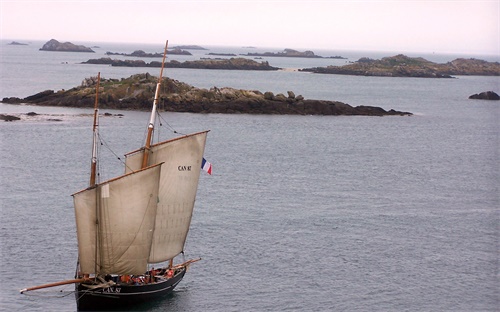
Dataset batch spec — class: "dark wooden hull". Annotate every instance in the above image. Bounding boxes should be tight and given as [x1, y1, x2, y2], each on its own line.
[75, 268, 186, 311]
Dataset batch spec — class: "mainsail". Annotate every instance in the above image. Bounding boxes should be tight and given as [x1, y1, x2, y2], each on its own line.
[124, 131, 208, 263]
[73, 164, 162, 275]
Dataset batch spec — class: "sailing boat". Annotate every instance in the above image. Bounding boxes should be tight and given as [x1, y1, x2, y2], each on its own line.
[20, 41, 209, 311]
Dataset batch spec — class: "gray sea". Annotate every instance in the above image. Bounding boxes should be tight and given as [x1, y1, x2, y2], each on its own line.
[0, 40, 499, 311]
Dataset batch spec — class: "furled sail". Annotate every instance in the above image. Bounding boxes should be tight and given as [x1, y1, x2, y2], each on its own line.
[73, 164, 162, 275]
[124, 131, 208, 263]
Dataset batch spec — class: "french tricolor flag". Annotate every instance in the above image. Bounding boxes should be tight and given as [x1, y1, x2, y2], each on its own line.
[201, 158, 212, 175]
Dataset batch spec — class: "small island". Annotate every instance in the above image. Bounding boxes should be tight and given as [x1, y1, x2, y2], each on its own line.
[81, 57, 280, 70]
[207, 53, 237, 57]
[172, 45, 208, 50]
[300, 54, 500, 77]
[39, 39, 94, 53]
[106, 49, 192, 57]
[8, 41, 28, 45]
[1, 74, 411, 116]
[242, 48, 346, 59]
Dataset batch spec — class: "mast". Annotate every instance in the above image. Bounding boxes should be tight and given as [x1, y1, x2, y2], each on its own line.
[89, 73, 101, 277]
[90, 72, 101, 186]
[141, 40, 169, 169]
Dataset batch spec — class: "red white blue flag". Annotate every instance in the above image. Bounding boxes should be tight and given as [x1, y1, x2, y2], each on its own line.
[201, 158, 212, 175]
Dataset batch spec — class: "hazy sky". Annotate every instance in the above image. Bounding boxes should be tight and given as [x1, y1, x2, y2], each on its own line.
[1, 0, 499, 55]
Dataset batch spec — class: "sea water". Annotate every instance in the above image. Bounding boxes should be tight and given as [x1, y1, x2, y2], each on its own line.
[0, 40, 498, 311]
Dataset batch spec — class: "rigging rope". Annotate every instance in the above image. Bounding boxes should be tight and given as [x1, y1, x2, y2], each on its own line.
[156, 112, 184, 136]
[97, 133, 125, 167]
[157, 84, 183, 136]
[90, 99, 185, 177]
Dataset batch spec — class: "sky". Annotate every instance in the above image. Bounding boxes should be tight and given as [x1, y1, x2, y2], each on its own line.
[1, 0, 499, 55]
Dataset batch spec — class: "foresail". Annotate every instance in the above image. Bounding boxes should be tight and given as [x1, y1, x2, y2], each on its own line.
[73, 164, 162, 275]
[124, 131, 208, 263]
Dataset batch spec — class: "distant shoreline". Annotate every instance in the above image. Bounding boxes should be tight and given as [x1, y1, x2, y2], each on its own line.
[3, 39, 499, 61]
[44, 40, 497, 77]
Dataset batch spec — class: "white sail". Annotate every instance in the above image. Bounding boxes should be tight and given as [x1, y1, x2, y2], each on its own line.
[73, 164, 162, 275]
[124, 131, 208, 263]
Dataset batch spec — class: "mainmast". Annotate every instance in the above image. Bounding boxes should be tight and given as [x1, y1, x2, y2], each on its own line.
[141, 40, 169, 169]
[90, 72, 101, 186]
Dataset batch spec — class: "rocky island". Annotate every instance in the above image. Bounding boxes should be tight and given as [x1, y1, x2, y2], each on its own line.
[300, 54, 500, 77]
[1, 74, 411, 116]
[242, 49, 346, 59]
[8, 41, 28, 45]
[106, 49, 192, 57]
[39, 39, 94, 52]
[172, 45, 207, 50]
[207, 53, 237, 56]
[82, 57, 280, 70]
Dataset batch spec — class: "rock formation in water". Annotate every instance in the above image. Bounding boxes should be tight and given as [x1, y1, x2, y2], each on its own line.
[300, 54, 500, 77]
[39, 39, 94, 52]
[468, 91, 500, 100]
[8, 41, 28, 45]
[1, 74, 412, 116]
[82, 57, 280, 70]
[172, 45, 208, 50]
[242, 48, 346, 59]
[0, 114, 21, 121]
[105, 49, 192, 57]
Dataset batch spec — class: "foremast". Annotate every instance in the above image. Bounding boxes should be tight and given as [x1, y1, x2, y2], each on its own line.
[20, 73, 103, 293]
[89, 72, 101, 278]
[89, 72, 101, 186]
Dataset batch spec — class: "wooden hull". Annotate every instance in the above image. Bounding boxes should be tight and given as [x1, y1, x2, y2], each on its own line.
[75, 268, 186, 311]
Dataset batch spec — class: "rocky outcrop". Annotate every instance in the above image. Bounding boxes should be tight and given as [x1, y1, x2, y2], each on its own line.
[166, 58, 279, 70]
[0, 114, 21, 121]
[172, 45, 208, 50]
[1, 97, 23, 104]
[469, 91, 500, 100]
[39, 39, 94, 52]
[301, 54, 500, 77]
[207, 53, 237, 56]
[8, 41, 28, 45]
[0, 111, 120, 122]
[1, 74, 411, 116]
[242, 49, 346, 59]
[444, 59, 500, 76]
[82, 57, 280, 70]
[106, 49, 192, 56]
